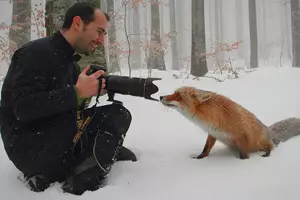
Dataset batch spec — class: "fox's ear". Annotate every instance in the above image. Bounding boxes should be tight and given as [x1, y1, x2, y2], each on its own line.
[194, 91, 212, 103]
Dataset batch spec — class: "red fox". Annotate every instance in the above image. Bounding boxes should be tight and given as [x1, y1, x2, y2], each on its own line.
[160, 86, 300, 160]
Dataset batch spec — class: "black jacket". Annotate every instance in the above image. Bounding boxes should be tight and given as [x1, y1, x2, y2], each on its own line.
[0, 31, 82, 166]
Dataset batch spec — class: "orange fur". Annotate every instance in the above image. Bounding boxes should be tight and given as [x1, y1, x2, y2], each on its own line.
[160, 86, 275, 159]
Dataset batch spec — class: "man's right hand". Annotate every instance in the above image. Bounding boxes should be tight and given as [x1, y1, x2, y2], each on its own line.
[75, 65, 106, 99]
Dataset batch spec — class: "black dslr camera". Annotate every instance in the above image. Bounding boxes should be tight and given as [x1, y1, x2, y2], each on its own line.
[86, 64, 161, 105]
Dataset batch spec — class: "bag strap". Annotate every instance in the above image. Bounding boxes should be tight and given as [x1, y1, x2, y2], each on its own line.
[91, 75, 104, 109]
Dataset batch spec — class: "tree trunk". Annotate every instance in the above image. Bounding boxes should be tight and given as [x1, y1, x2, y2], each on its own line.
[143, 2, 149, 69]
[191, 0, 208, 76]
[51, 0, 75, 36]
[235, 0, 245, 62]
[147, 0, 166, 70]
[261, 0, 268, 67]
[9, 0, 31, 58]
[175, 0, 185, 69]
[284, 2, 292, 61]
[279, 1, 285, 67]
[169, 0, 179, 70]
[106, 0, 120, 73]
[248, 0, 259, 68]
[45, 0, 54, 37]
[131, 4, 142, 70]
[290, 0, 300, 67]
[214, 0, 224, 67]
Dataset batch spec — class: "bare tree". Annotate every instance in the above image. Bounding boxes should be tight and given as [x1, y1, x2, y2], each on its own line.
[129, 1, 142, 70]
[169, 0, 179, 70]
[283, 1, 292, 61]
[45, 0, 54, 37]
[191, 0, 208, 76]
[248, 0, 259, 68]
[260, 0, 268, 67]
[235, 0, 247, 66]
[147, 0, 166, 70]
[107, 0, 120, 73]
[175, 0, 185, 69]
[9, 0, 31, 58]
[214, 0, 225, 68]
[290, 0, 300, 67]
[143, 1, 149, 70]
[45, 0, 75, 37]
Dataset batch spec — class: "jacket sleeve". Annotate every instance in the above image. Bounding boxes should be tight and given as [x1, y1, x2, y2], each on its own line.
[10, 47, 78, 123]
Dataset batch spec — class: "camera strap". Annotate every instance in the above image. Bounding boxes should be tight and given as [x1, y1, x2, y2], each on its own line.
[76, 75, 103, 121]
[73, 80, 102, 149]
[92, 75, 104, 109]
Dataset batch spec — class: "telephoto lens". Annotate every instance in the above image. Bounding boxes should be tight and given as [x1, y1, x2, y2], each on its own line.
[105, 75, 161, 101]
[85, 64, 161, 103]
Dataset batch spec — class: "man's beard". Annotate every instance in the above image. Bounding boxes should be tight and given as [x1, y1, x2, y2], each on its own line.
[84, 47, 95, 56]
[74, 42, 93, 56]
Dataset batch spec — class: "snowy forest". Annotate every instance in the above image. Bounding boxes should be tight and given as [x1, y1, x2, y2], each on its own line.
[0, 0, 299, 80]
[1, 1, 300, 199]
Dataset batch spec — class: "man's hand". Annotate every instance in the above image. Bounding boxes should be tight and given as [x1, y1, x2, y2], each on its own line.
[75, 65, 106, 99]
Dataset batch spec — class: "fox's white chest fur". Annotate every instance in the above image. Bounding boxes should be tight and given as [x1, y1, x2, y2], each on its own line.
[177, 107, 233, 146]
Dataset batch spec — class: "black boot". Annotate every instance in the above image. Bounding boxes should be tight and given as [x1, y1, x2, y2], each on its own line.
[23, 173, 51, 192]
[62, 166, 106, 195]
[116, 146, 137, 162]
[61, 157, 109, 195]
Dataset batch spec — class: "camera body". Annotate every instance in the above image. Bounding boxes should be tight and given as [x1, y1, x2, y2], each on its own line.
[85, 64, 161, 105]
[86, 64, 108, 78]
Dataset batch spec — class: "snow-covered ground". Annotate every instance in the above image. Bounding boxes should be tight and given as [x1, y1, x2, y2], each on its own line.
[1, 67, 300, 200]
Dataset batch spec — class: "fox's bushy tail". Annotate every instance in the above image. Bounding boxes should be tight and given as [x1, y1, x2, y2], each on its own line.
[268, 117, 300, 145]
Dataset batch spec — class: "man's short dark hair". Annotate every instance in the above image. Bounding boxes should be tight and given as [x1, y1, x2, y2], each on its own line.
[62, 2, 110, 29]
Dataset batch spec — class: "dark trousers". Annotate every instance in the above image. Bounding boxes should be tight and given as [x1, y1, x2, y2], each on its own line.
[12, 103, 132, 183]
[71, 103, 132, 179]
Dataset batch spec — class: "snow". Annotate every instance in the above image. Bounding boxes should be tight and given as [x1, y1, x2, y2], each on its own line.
[1, 67, 300, 200]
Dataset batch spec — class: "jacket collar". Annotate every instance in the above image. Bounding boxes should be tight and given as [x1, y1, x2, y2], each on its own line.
[51, 31, 81, 61]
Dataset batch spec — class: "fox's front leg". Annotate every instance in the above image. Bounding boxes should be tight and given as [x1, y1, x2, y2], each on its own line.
[194, 135, 216, 159]
[235, 136, 250, 159]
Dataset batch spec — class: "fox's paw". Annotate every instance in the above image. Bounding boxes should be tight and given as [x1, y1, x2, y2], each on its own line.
[238, 153, 249, 160]
[261, 152, 270, 157]
[190, 154, 207, 159]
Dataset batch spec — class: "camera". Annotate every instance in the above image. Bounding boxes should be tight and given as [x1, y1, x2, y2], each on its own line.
[86, 64, 108, 77]
[86, 64, 161, 105]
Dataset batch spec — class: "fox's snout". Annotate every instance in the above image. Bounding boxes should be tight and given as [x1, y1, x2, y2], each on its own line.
[159, 95, 170, 105]
[159, 94, 181, 108]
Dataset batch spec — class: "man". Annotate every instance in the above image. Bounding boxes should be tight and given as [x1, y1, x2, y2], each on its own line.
[0, 2, 136, 195]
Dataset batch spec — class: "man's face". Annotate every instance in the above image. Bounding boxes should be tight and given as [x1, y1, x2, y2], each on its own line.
[73, 9, 109, 55]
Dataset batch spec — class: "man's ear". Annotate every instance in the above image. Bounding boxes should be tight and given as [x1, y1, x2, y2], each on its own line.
[72, 16, 82, 30]
[194, 91, 212, 103]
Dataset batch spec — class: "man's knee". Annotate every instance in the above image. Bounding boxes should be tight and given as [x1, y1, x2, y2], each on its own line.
[114, 103, 132, 121]
[109, 103, 132, 133]
[94, 103, 132, 135]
